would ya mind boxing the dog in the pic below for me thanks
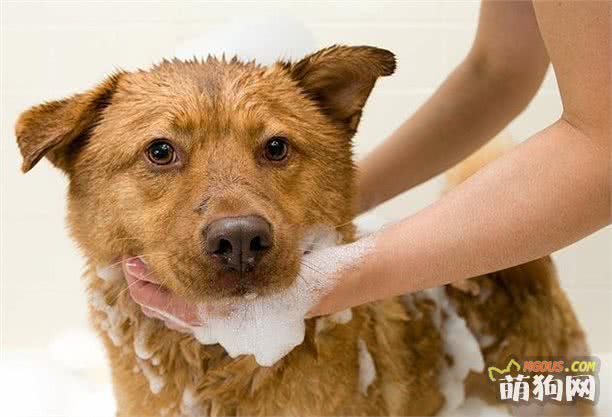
[15,45,590,416]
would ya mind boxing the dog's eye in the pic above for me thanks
[146,140,175,165]
[264,137,289,161]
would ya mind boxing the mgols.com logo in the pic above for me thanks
[487,357,600,405]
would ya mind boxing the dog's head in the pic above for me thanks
[16,45,394,301]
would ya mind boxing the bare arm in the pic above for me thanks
[313,0,611,315]
[357,0,549,213]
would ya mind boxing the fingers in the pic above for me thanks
[122,256,202,327]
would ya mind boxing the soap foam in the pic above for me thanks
[133,319,155,361]
[477,333,497,349]
[95,263,122,282]
[357,338,376,394]
[89,288,127,347]
[419,287,485,413]
[137,357,165,394]
[189,226,373,366]
[315,308,354,336]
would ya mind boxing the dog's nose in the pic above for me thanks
[204,216,272,273]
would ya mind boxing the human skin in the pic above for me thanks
[355,0,550,213]
[123,0,611,322]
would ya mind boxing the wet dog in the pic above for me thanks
[16,45,589,416]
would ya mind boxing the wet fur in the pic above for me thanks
[16,46,588,416]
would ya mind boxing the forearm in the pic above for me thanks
[357,56,546,213]
[357,0,550,213]
[323,119,610,313]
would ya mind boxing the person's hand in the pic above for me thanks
[306,261,372,318]
[122,256,202,331]
[302,236,380,317]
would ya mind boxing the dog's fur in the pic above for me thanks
[16,46,589,416]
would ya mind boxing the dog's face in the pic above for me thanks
[16,46,394,302]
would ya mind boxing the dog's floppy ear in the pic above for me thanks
[15,72,124,173]
[289,45,395,134]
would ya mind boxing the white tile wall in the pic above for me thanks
[1,0,610,352]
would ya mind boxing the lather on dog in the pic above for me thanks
[16,46,590,416]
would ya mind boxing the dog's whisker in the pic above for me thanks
[332,219,354,230]
[295,272,318,293]
[109,276,143,304]
[92,251,173,272]
[299,260,327,278]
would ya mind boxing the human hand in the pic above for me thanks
[122,256,202,331]
[302,235,379,317]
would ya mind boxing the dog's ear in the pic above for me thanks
[15,72,124,173]
[288,45,395,134]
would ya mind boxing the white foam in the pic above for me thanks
[95,264,122,282]
[180,385,209,416]
[133,319,155,361]
[187,226,373,366]
[478,284,493,303]
[314,308,353,336]
[357,338,376,394]
[137,358,165,395]
[89,289,126,347]
[174,13,316,66]
[329,308,353,324]
[420,287,485,414]
[477,333,497,349]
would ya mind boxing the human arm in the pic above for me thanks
[357,0,550,213]
[312,0,611,315]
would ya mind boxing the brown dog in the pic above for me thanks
[16,46,589,416]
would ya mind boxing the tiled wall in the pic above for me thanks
[1,1,610,352]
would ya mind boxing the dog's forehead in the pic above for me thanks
[114,59,301,132]
[124,60,292,106]
[153,59,255,93]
